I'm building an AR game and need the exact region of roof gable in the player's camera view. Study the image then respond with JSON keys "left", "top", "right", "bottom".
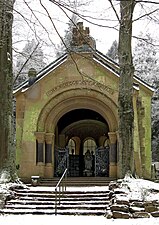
{"left": 13, "top": 50, "right": 154, "bottom": 96}
{"left": 14, "top": 21, "right": 154, "bottom": 96}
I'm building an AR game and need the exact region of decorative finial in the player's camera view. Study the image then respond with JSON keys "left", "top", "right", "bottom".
{"left": 71, "top": 22, "right": 96, "bottom": 52}
{"left": 28, "top": 68, "right": 37, "bottom": 86}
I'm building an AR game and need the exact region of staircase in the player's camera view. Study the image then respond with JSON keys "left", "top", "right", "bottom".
{"left": 0, "top": 177, "right": 114, "bottom": 215}
{"left": 0, "top": 177, "right": 113, "bottom": 216}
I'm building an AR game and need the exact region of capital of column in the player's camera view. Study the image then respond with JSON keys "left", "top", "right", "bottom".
{"left": 108, "top": 132, "right": 117, "bottom": 144}
{"left": 45, "top": 133, "right": 55, "bottom": 144}
{"left": 34, "top": 132, "right": 45, "bottom": 143}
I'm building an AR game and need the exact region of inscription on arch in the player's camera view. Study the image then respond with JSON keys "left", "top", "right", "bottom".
{"left": 46, "top": 80, "right": 115, "bottom": 97}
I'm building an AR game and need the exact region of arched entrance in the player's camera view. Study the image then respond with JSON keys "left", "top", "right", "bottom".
{"left": 36, "top": 88, "right": 118, "bottom": 178}
{"left": 54, "top": 109, "right": 110, "bottom": 177}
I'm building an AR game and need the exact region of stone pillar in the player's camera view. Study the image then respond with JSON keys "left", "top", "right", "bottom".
{"left": 35, "top": 132, "right": 45, "bottom": 164}
{"left": 108, "top": 132, "right": 117, "bottom": 178}
{"left": 45, "top": 133, "right": 55, "bottom": 178}
{"left": 45, "top": 133, "right": 54, "bottom": 164}
{"left": 34, "top": 132, "right": 45, "bottom": 177}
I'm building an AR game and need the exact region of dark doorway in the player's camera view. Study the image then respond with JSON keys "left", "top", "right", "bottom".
{"left": 55, "top": 108, "right": 110, "bottom": 177}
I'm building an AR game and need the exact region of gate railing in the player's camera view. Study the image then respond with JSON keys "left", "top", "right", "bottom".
{"left": 55, "top": 146, "right": 69, "bottom": 177}
{"left": 55, "top": 168, "right": 68, "bottom": 215}
{"left": 95, "top": 146, "right": 109, "bottom": 177}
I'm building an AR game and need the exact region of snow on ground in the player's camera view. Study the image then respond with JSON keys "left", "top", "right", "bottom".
{"left": 1, "top": 215, "right": 159, "bottom": 225}
{"left": 1, "top": 176, "right": 159, "bottom": 224}
{"left": 118, "top": 175, "right": 159, "bottom": 201}
{"left": 29, "top": 185, "right": 110, "bottom": 192}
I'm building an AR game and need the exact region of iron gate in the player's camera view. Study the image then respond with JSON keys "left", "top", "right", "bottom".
{"left": 95, "top": 146, "right": 109, "bottom": 177}
{"left": 55, "top": 146, "right": 69, "bottom": 177}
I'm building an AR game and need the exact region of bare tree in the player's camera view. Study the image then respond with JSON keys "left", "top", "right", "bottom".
{"left": 0, "top": 0, "right": 18, "bottom": 183}
{"left": 118, "top": 0, "right": 136, "bottom": 177}
{"left": 110, "top": 0, "right": 159, "bottom": 177}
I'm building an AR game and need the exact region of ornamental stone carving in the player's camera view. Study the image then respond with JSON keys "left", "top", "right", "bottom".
{"left": 71, "top": 22, "right": 96, "bottom": 51}
{"left": 34, "top": 132, "right": 45, "bottom": 143}
{"left": 108, "top": 132, "right": 117, "bottom": 144}
{"left": 45, "top": 133, "right": 55, "bottom": 145}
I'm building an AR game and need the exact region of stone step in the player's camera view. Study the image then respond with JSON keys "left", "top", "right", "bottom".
{"left": 40, "top": 182, "right": 110, "bottom": 187}
{"left": 7, "top": 200, "right": 109, "bottom": 205}
{"left": 5, "top": 204, "right": 107, "bottom": 210}
{"left": 16, "top": 189, "right": 109, "bottom": 195}
{"left": 15, "top": 187, "right": 109, "bottom": 192}
{"left": 39, "top": 177, "right": 115, "bottom": 187}
{"left": 17, "top": 196, "right": 109, "bottom": 202}
{"left": 16, "top": 192, "right": 109, "bottom": 198}
{"left": 0, "top": 208, "right": 106, "bottom": 215}
{"left": 2, "top": 183, "right": 111, "bottom": 216}
{"left": 14, "top": 190, "right": 109, "bottom": 201}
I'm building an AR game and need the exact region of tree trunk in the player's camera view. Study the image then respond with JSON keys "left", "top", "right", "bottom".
{"left": 0, "top": 0, "right": 17, "bottom": 183}
{"left": 118, "top": 0, "right": 135, "bottom": 178}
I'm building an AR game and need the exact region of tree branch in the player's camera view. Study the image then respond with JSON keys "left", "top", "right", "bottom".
{"left": 135, "top": 0, "right": 159, "bottom": 4}
{"left": 133, "top": 7, "right": 159, "bottom": 22}
{"left": 13, "top": 42, "right": 39, "bottom": 85}
{"left": 22, "top": 0, "right": 57, "bottom": 49}
{"left": 108, "top": 0, "right": 120, "bottom": 23}
{"left": 133, "top": 35, "right": 159, "bottom": 47}
{"left": 49, "top": 0, "right": 119, "bottom": 30}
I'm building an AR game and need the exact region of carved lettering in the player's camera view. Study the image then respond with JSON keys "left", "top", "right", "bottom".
{"left": 46, "top": 80, "right": 114, "bottom": 97}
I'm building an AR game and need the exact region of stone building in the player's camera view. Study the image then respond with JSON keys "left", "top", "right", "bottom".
{"left": 14, "top": 22, "right": 153, "bottom": 182}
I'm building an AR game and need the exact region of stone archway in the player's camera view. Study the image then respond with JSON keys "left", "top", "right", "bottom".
{"left": 37, "top": 88, "right": 118, "bottom": 132}
{"left": 36, "top": 87, "right": 118, "bottom": 178}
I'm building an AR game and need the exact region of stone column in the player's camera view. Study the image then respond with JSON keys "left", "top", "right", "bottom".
{"left": 45, "top": 133, "right": 54, "bottom": 164}
{"left": 45, "top": 133, "right": 55, "bottom": 178}
{"left": 35, "top": 132, "right": 45, "bottom": 164}
{"left": 108, "top": 132, "right": 117, "bottom": 178}
{"left": 34, "top": 132, "right": 45, "bottom": 177}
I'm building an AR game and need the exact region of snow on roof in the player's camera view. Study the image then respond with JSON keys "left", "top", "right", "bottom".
{"left": 13, "top": 53, "right": 67, "bottom": 94}
{"left": 13, "top": 50, "right": 154, "bottom": 95}
{"left": 94, "top": 51, "right": 154, "bottom": 93}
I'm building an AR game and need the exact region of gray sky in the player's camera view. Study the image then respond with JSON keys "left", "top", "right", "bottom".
{"left": 13, "top": 0, "right": 159, "bottom": 64}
